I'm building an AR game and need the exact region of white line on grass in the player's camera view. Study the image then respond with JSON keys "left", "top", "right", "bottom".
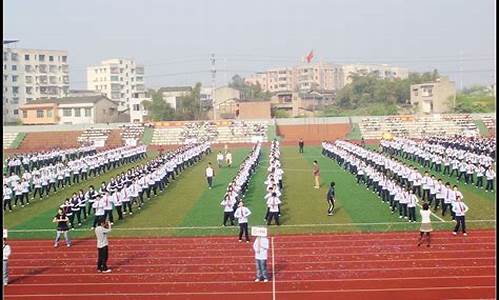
{"left": 7, "top": 219, "right": 495, "bottom": 233}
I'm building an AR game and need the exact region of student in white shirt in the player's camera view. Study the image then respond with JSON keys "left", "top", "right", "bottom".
{"left": 407, "top": 189, "right": 418, "bottom": 223}
{"left": 442, "top": 182, "right": 454, "bottom": 219}
{"left": 485, "top": 166, "right": 495, "bottom": 192}
{"left": 452, "top": 195, "right": 469, "bottom": 236}
{"left": 233, "top": 201, "right": 251, "bottom": 243}
{"left": 266, "top": 193, "right": 281, "bottom": 225}
{"left": 205, "top": 163, "right": 215, "bottom": 189}
{"left": 253, "top": 235, "right": 269, "bottom": 282}
{"left": 3, "top": 230, "right": 12, "bottom": 286}
{"left": 225, "top": 151, "right": 232, "bottom": 168}
{"left": 3, "top": 185, "right": 13, "bottom": 212}
{"left": 217, "top": 151, "right": 224, "bottom": 168}
{"left": 418, "top": 203, "right": 432, "bottom": 247}
{"left": 220, "top": 194, "right": 235, "bottom": 226}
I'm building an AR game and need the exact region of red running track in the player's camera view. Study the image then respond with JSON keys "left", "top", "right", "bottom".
{"left": 4, "top": 230, "right": 496, "bottom": 300}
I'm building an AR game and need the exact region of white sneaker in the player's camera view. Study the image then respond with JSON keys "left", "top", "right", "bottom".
{"left": 102, "top": 269, "right": 112, "bottom": 273}
{"left": 463, "top": 233, "right": 468, "bottom": 236}
{"left": 399, "top": 216, "right": 403, "bottom": 219}
{"left": 452, "top": 232, "right": 457, "bottom": 235}
{"left": 263, "top": 279, "right": 269, "bottom": 282}
{"left": 255, "top": 279, "right": 260, "bottom": 282}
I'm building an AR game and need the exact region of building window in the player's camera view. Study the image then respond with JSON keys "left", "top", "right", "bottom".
{"left": 11, "top": 53, "right": 18, "bottom": 61}
{"left": 47, "top": 110, "right": 53, "bottom": 117}
{"left": 22, "top": 111, "right": 27, "bottom": 118}
{"left": 3, "top": 52, "right": 7, "bottom": 61}
{"left": 13, "top": 109, "right": 18, "bottom": 115}
{"left": 49, "top": 56, "right": 54, "bottom": 62}
{"left": 39, "top": 54, "right": 45, "bottom": 62}
{"left": 133, "top": 104, "right": 140, "bottom": 111}
{"left": 84, "top": 108, "right": 91, "bottom": 117}
{"left": 24, "top": 54, "right": 30, "bottom": 61}
{"left": 63, "top": 108, "right": 72, "bottom": 117}
{"left": 36, "top": 110, "right": 44, "bottom": 118}
{"left": 62, "top": 56, "right": 67, "bottom": 63}
{"left": 74, "top": 108, "right": 81, "bottom": 117}
{"left": 11, "top": 65, "right": 17, "bottom": 71}
{"left": 12, "top": 75, "right": 18, "bottom": 82}
{"left": 12, "top": 97, "right": 19, "bottom": 104}
{"left": 12, "top": 87, "right": 19, "bottom": 94}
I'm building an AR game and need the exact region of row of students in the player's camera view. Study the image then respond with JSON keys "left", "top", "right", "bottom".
{"left": 56, "top": 142, "right": 211, "bottom": 230}
{"left": 2, "top": 145, "right": 147, "bottom": 212}
{"left": 264, "top": 140, "right": 283, "bottom": 225}
{"left": 220, "top": 143, "right": 261, "bottom": 242}
{"left": 5, "top": 144, "right": 97, "bottom": 176}
{"left": 424, "top": 136, "right": 496, "bottom": 158}
{"left": 323, "top": 141, "right": 469, "bottom": 233}
{"left": 381, "top": 138, "right": 496, "bottom": 190}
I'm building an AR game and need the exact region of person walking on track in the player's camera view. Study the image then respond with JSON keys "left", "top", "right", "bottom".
{"left": 418, "top": 203, "right": 432, "bottom": 247}
{"left": 298, "top": 138, "right": 304, "bottom": 153}
{"left": 3, "top": 229, "right": 11, "bottom": 286}
{"left": 95, "top": 218, "right": 112, "bottom": 273}
{"left": 313, "top": 161, "right": 320, "bottom": 189}
{"left": 452, "top": 195, "right": 469, "bottom": 236}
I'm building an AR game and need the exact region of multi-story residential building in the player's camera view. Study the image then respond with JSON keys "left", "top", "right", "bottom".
{"left": 2, "top": 47, "right": 69, "bottom": 122}
{"left": 158, "top": 86, "right": 192, "bottom": 110}
{"left": 246, "top": 62, "right": 408, "bottom": 93}
{"left": 334, "top": 64, "right": 409, "bottom": 88}
{"left": 86, "top": 58, "right": 145, "bottom": 112}
{"left": 129, "top": 91, "right": 151, "bottom": 123}
{"left": 410, "top": 77, "right": 456, "bottom": 114}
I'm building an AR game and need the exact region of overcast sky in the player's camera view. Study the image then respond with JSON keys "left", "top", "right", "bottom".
{"left": 3, "top": 0, "right": 496, "bottom": 89}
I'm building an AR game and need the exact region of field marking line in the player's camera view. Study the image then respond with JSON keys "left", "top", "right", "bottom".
{"left": 272, "top": 236, "right": 276, "bottom": 300}
{"left": 10, "top": 249, "right": 495, "bottom": 261}
{"left": 11, "top": 242, "right": 495, "bottom": 255}
{"left": 10, "top": 257, "right": 495, "bottom": 269}
{"left": 7, "top": 219, "right": 495, "bottom": 232}
{"left": 9, "top": 265, "right": 494, "bottom": 277}
{"left": 10, "top": 275, "right": 495, "bottom": 286}
{"left": 5, "top": 285, "right": 495, "bottom": 297}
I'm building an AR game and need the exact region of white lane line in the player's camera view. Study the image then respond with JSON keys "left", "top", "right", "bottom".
{"left": 272, "top": 236, "right": 276, "bottom": 300}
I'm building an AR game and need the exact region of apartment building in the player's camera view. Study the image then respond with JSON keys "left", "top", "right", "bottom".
{"left": 410, "top": 77, "right": 456, "bottom": 114}
{"left": 335, "top": 64, "right": 409, "bottom": 88}
{"left": 158, "top": 86, "right": 192, "bottom": 110}
{"left": 2, "top": 47, "right": 69, "bottom": 122}
{"left": 247, "top": 62, "right": 408, "bottom": 93}
{"left": 86, "top": 58, "right": 145, "bottom": 112}
{"left": 129, "top": 91, "right": 151, "bottom": 123}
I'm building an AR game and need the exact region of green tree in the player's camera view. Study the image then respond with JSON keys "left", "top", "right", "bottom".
{"left": 177, "top": 82, "right": 205, "bottom": 120}
{"left": 142, "top": 91, "right": 175, "bottom": 121}
{"left": 229, "top": 74, "right": 272, "bottom": 100}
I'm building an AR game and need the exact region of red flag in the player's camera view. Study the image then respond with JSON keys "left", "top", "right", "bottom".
{"left": 306, "top": 50, "right": 314, "bottom": 63}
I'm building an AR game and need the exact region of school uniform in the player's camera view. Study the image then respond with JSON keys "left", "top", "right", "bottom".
{"left": 3, "top": 186, "right": 13, "bottom": 211}
{"left": 221, "top": 198, "right": 235, "bottom": 226}
{"left": 485, "top": 169, "right": 495, "bottom": 192}
{"left": 475, "top": 166, "right": 484, "bottom": 188}
{"left": 112, "top": 193, "right": 123, "bottom": 220}
{"left": 78, "top": 193, "right": 87, "bottom": 220}
{"left": 234, "top": 206, "right": 251, "bottom": 242}
{"left": 205, "top": 167, "right": 214, "bottom": 189}
{"left": 452, "top": 201, "right": 469, "bottom": 235}
{"left": 92, "top": 198, "right": 105, "bottom": 228}
{"left": 442, "top": 188, "right": 455, "bottom": 218}
{"left": 266, "top": 197, "right": 281, "bottom": 225}
{"left": 398, "top": 191, "right": 408, "bottom": 219}
{"left": 70, "top": 197, "right": 81, "bottom": 227}
{"left": 407, "top": 194, "right": 418, "bottom": 222}
{"left": 102, "top": 194, "right": 114, "bottom": 224}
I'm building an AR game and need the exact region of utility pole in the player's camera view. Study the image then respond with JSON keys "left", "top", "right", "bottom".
{"left": 210, "top": 53, "right": 216, "bottom": 121}
{"left": 459, "top": 50, "right": 463, "bottom": 91}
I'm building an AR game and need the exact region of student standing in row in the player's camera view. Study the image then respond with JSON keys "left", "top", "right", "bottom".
{"left": 225, "top": 151, "right": 233, "bottom": 168}
{"left": 452, "top": 195, "right": 469, "bottom": 236}
{"left": 234, "top": 201, "right": 251, "bottom": 243}
{"left": 95, "top": 219, "right": 112, "bottom": 273}
{"left": 298, "top": 138, "right": 304, "bottom": 154}
{"left": 205, "top": 163, "right": 215, "bottom": 189}
{"left": 217, "top": 151, "right": 224, "bottom": 168}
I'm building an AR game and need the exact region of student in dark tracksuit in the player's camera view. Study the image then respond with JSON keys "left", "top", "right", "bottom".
{"left": 326, "top": 181, "right": 336, "bottom": 216}
{"left": 298, "top": 138, "right": 304, "bottom": 153}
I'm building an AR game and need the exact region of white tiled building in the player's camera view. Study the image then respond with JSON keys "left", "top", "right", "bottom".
{"left": 129, "top": 91, "right": 151, "bottom": 123}
{"left": 86, "top": 58, "right": 145, "bottom": 112}
{"left": 2, "top": 47, "right": 69, "bottom": 122}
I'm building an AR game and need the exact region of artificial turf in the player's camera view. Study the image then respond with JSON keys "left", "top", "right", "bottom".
{"left": 4, "top": 145, "right": 495, "bottom": 240}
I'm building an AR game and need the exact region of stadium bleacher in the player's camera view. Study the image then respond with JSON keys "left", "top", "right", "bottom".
{"left": 359, "top": 114, "right": 480, "bottom": 139}
{"left": 3, "top": 133, "right": 18, "bottom": 149}
{"left": 77, "top": 128, "right": 111, "bottom": 145}
{"left": 151, "top": 120, "right": 269, "bottom": 145}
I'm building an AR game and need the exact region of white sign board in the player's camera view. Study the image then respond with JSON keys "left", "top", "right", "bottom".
{"left": 251, "top": 226, "right": 268, "bottom": 237}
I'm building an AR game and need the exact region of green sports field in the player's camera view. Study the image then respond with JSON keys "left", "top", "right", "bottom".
{"left": 4, "top": 145, "right": 496, "bottom": 239}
